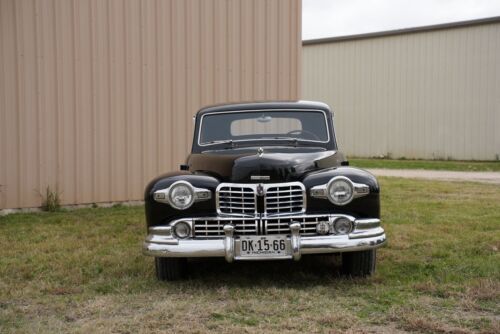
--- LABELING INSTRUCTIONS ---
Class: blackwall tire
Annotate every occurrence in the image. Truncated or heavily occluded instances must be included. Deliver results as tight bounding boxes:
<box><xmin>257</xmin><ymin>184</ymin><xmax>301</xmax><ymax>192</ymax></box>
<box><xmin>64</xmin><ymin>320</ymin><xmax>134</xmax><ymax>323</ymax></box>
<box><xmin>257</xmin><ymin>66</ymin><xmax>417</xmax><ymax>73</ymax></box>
<box><xmin>154</xmin><ymin>257</ymin><xmax>187</xmax><ymax>281</ymax></box>
<box><xmin>342</xmin><ymin>250</ymin><xmax>376</xmax><ymax>277</ymax></box>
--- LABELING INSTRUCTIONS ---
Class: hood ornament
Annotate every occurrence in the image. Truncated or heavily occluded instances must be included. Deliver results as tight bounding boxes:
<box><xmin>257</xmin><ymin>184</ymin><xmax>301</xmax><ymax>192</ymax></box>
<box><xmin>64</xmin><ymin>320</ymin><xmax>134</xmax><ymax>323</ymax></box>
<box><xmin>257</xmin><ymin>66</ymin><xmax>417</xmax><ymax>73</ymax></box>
<box><xmin>257</xmin><ymin>147</ymin><xmax>264</xmax><ymax>157</ymax></box>
<box><xmin>256</xmin><ymin>183</ymin><xmax>265</xmax><ymax>196</ymax></box>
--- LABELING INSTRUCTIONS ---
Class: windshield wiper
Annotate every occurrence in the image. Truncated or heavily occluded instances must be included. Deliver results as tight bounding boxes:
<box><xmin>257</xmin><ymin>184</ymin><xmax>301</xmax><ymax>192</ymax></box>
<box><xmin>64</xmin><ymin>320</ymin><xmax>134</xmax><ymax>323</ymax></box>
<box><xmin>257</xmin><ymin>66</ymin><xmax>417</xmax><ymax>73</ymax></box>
<box><xmin>204</xmin><ymin>137</ymin><xmax>314</xmax><ymax>148</ymax></box>
<box><xmin>272</xmin><ymin>136</ymin><xmax>305</xmax><ymax>141</ymax></box>
<box><xmin>271</xmin><ymin>137</ymin><xmax>311</xmax><ymax>146</ymax></box>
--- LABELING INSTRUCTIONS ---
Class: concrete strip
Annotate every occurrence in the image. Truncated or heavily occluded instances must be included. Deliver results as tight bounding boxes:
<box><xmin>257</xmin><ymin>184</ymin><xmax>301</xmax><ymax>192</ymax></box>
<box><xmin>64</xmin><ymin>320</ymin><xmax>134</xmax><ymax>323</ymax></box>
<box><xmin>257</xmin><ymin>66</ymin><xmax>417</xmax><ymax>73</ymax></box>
<box><xmin>367</xmin><ymin>169</ymin><xmax>500</xmax><ymax>185</ymax></box>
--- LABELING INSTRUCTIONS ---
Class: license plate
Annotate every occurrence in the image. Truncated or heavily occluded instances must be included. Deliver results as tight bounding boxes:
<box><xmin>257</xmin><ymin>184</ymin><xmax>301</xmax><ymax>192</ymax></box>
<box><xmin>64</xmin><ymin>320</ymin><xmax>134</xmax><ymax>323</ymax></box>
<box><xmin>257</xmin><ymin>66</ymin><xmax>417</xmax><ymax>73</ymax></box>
<box><xmin>238</xmin><ymin>235</ymin><xmax>290</xmax><ymax>258</ymax></box>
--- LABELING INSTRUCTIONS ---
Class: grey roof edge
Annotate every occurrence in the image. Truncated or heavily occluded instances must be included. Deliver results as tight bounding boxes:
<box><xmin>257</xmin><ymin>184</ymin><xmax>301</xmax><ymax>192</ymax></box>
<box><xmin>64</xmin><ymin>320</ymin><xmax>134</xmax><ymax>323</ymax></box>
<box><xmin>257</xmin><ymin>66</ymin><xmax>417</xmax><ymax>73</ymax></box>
<box><xmin>303</xmin><ymin>16</ymin><xmax>500</xmax><ymax>45</ymax></box>
<box><xmin>196</xmin><ymin>100</ymin><xmax>332</xmax><ymax>116</ymax></box>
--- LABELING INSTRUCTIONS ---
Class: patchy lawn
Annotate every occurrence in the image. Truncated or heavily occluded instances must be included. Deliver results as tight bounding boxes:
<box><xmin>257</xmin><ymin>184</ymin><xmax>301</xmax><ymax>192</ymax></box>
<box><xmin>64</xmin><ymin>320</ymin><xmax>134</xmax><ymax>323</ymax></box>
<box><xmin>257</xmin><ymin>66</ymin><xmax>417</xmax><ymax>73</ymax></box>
<box><xmin>0</xmin><ymin>178</ymin><xmax>499</xmax><ymax>333</ymax></box>
<box><xmin>349</xmin><ymin>158</ymin><xmax>500</xmax><ymax>172</ymax></box>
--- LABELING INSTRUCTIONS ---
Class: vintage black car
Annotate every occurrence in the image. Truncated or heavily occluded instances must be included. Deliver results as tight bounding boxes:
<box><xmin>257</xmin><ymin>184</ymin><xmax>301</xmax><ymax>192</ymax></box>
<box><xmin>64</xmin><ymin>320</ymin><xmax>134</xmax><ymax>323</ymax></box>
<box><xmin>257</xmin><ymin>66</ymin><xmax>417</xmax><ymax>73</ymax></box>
<box><xmin>143</xmin><ymin>101</ymin><xmax>386</xmax><ymax>280</ymax></box>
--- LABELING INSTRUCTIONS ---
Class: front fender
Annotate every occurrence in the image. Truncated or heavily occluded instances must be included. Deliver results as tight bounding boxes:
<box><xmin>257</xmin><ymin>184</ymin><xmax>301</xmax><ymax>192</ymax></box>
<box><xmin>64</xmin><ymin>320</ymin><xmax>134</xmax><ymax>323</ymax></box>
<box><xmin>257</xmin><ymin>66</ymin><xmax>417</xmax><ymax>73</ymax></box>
<box><xmin>144</xmin><ymin>172</ymin><xmax>220</xmax><ymax>227</ymax></box>
<box><xmin>302</xmin><ymin>167</ymin><xmax>380</xmax><ymax>218</ymax></box>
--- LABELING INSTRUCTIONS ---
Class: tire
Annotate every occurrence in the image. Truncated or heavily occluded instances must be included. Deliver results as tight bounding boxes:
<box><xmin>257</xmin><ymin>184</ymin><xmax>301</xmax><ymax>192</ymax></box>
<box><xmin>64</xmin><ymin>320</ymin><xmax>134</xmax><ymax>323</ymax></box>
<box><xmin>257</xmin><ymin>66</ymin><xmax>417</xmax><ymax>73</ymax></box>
<box><xmin>342</xmin><ymin>250</ymin><xmax>376</xmax><ymax>277</ymax></box>
<box><xmin>154</xmin><ymin>257</ymin><xmax>187</xmax><ymax>281</ymax></box>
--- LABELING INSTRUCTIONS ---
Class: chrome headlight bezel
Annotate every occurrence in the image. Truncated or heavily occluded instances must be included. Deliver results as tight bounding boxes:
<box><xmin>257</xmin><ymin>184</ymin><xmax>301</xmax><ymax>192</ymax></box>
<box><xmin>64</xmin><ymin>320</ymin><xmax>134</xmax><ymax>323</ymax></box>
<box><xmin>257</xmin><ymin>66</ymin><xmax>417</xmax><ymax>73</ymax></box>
<box><xmin>153</xmin><ymin>180</ymin><xmax>212</xmax><ymax>210</ymax></box>
<box><xmin>310</xmin><ymin>176</ymin><xmax>370</xmax><ymax>206</ymax></box>
<box><xmin>326</xmin><ymin>176</ymin><xmax>355</xmax><ymax>206</ymax></box>
<box><xmin>172</xmin><ymin>220</ymin><xmax>192</xmax><ymax>239</ymax></box>
<box><xmin>332</xmin><ymin>216</ymin><xmax>353</xmax><ymax>234</ymax></box>
<box><xmin>168</xmin><ymin>181</ymin><xmax>195</xmax><ymax>210</ymax></box>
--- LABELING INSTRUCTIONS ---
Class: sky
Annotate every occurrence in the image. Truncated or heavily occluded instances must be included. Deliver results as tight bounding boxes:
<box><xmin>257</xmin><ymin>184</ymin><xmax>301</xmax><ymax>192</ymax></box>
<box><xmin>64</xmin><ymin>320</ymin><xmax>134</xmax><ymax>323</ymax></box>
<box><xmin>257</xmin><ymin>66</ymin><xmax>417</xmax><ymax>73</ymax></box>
<box><xmin>302</xmin><ymin>0</ymin><xmax>500</xmax><ymax>40</ymax></box>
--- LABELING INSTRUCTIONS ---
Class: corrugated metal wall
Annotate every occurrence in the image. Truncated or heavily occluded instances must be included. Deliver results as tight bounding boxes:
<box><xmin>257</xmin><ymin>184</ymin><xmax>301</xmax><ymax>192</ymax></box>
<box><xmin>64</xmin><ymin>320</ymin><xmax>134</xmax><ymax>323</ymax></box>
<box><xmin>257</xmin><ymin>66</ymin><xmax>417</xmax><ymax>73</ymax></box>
<box><xmin>303</xmin><ymin>20</ymin><xmax>500</xmax><ymax>161</ymax></box>
<box><xmin>0</xmin><ymin>0</ymin><xmax>302</xmax><ymax>209</ymax></box>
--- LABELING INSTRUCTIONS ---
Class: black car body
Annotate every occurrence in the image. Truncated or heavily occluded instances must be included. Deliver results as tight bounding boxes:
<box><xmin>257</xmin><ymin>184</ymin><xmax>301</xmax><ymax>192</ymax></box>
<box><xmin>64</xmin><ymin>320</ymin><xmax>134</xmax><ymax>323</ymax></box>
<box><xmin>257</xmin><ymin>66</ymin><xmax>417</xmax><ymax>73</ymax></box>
<box><xmin>143</xmin><ymin>101</ymin><xmax>386</xmax><ymax>280</ymax></box>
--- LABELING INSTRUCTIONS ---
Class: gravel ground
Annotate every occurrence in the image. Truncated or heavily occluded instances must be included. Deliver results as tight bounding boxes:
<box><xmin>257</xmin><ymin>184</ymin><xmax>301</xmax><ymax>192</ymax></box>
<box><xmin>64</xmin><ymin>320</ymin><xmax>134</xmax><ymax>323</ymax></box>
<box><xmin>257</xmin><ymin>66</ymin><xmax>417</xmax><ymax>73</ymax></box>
<box><xmin>367</xmin><ymin>168</ymin><xmax>500</xmax><ymax>185</ymax></box>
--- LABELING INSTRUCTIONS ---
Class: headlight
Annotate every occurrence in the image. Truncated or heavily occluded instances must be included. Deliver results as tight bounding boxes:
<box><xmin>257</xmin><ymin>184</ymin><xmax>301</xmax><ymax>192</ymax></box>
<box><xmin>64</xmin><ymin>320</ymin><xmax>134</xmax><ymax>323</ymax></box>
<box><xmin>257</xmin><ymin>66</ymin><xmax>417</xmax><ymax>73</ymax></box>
<box><xmin>173</xmin><ymin>221</ymin><xmax>191</xmax><ymax>238</ymax></box>
<box><xmin>168</xmin><ymin>181</ymin><xmax>194</xmax><ymax>210</ymax></box>
<box><xmin>327</xmin><ymin>176</ymin><xmax>354</xmax><ymax>205</ymax></box>
<box><xmin>333</xmin><ymin>217</ymin><xmax>352</xmax><ymax>234</ymax></box>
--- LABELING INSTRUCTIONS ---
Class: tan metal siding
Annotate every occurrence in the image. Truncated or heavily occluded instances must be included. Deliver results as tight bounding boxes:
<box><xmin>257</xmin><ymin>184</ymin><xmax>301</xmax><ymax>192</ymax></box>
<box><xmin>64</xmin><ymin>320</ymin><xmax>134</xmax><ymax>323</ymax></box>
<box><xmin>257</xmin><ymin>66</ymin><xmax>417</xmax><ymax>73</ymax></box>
<box><xmin>303</xmin><ymin>21</ymin><xmax>500</xmax><ymax>161</ymax></box>
<box><xmin>0</xmin><ymin>0</ymin><xmax>302</xmax><ymax>209</ymax></box>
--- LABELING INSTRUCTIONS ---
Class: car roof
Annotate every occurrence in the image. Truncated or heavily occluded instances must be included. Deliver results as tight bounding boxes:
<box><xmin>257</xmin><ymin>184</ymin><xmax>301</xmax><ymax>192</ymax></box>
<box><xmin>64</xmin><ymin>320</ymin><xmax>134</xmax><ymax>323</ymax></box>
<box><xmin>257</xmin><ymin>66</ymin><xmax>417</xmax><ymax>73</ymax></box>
<box><xmin>195</xmin><ymin>100</ymin><xmax>332</xmax><ymax>117</ymax></box>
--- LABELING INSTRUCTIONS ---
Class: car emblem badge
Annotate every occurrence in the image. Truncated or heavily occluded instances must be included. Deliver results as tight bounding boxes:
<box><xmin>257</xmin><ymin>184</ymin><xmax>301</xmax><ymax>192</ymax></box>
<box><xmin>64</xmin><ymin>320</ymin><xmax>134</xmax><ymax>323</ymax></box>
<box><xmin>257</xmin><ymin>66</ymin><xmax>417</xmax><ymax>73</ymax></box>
<box><xmin>251</xmin><ymin>175</ymin><xmax>270</xmax><ymax>181</ymax></box>
<box><xmin>256</xmin><ymin>183</ymin><xmax>265</xmax><ymax>196</ymax></box>
<box><xmin>257</xmin><ymin>147</ymin><xmax>264</xmax><ymax>157</ymax></box>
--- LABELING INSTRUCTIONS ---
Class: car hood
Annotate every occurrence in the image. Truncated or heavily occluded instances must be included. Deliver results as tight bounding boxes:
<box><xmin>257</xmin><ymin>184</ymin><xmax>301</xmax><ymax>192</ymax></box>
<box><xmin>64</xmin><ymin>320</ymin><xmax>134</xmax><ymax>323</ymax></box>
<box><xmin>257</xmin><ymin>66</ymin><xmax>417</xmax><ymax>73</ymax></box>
<box><xmin>187</xmin><ymin>149</ymin><xmax>343</xmax><ymax>182</ymax></box>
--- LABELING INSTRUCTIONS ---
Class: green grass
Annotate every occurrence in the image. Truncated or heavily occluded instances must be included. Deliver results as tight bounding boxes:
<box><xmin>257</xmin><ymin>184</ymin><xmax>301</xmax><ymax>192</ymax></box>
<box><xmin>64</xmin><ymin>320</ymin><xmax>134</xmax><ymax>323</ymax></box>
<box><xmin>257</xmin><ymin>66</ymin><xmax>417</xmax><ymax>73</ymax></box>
<box><xmin>349</xmin><ymin>158</ymin><xmax>500</xmax><ymax>172</ymax></box>
<box><xmin>1</xmin><ymin>178</ymin><xmax>499</xmax><ymax>333</ymax></box>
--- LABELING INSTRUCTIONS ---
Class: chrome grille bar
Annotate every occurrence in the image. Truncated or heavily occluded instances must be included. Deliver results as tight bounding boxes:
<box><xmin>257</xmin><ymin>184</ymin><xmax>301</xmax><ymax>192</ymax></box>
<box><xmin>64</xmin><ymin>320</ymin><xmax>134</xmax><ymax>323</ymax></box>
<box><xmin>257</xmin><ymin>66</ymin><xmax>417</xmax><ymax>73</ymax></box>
<box><xmin>216</xmin><ymin>182</ymin><xmax>306</xmax><ymax>217</ymax></box>
<box><xmin>216</xmin><ymin>185</ymin><xmax>257</xmax><ymax>216</ymax></box>
<box><xmin>193</xmin><ymin>215</ymin><xmax>327</xmax><ymax>238</ymax></box>
<box><xmin>264</xmin><ymin>183</ymin><xmax>305</xmax><ymax>215</ymax></box>
<box><xmin>194</xmin><ymin>219</ymin><xmax>258</xmax><ymax>238</ymax></box>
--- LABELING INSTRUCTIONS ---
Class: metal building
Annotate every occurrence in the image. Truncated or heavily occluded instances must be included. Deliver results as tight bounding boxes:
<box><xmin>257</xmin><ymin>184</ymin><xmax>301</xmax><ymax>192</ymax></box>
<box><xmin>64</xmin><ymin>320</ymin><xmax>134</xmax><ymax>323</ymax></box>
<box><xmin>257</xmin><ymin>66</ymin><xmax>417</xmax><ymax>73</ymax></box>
<box><xmin>303</xmin><ymin>17</ymin><xmax>500</xmax><ymax>161</ymax></box>
<box><xmin>0</xmin><ymin>0</ymin><xmax>302</xmax><ymax>209</ymax></box>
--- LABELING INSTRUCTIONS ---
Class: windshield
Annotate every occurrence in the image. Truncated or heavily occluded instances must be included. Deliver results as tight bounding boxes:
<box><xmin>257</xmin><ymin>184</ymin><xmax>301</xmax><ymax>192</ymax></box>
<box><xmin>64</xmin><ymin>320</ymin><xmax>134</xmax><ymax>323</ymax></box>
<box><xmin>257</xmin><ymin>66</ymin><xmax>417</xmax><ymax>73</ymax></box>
<box><xmin>199</xmin><ymin>110</ymin><xmax>329</xmax><ymax>145</ymax></box>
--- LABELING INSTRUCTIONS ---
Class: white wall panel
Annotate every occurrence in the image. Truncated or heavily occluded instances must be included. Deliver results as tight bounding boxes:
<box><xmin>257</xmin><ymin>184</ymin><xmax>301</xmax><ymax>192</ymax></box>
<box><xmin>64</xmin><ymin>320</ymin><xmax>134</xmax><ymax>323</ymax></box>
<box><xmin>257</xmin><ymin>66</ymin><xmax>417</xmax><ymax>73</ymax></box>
<box><xmin>0</xmin><ymin>0</ymin><xmax>302</xmax><ymax>209</ymax></box>
<box><xmin>303</xmin><ymin>19</ymin><xmax>500</xmax><ymax>161</ymax></box>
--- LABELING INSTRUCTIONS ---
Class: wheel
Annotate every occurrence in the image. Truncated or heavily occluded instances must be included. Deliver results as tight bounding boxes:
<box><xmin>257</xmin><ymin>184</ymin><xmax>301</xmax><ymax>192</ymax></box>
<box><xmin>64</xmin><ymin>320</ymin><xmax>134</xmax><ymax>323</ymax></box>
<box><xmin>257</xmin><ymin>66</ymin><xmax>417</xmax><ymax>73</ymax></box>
<box><xmin>154</xmin><ymin>257</ymin><xmax>187</xmax><ymax>281</ymax></box>
<box><xmin>342</xmin><ymin>250</ymin><xmax>376</xmax><ymax>277</ymax></box>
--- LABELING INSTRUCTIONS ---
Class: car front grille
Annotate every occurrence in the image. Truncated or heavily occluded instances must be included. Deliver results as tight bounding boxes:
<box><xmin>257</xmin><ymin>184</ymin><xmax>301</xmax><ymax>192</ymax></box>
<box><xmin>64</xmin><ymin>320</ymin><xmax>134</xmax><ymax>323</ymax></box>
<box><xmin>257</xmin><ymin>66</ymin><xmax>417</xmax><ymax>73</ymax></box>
<box><xmin>216</xmin><ymin>182</ymin><xmax>305</xmax><ymax>216</ymax></box>
<box><xmin>217</xmin><ymin>185</ymin><xmax>256</xmax><ymax>216</ymax></box>
<box><xmin>193</xmin><ymin>216</ymin><xmax>326</xmax><ymax>239</ymax></box>
<box><xmin>265</xmin><ymin>184</ymin><xmax>305</xmax><ymax>215</ymax></box>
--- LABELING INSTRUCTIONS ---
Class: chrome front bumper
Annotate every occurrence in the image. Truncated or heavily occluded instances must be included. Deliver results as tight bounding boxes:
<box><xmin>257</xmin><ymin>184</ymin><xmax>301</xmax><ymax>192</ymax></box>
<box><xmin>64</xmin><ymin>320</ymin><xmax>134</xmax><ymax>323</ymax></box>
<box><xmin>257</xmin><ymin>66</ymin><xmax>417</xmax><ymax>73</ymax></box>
<box><xmin>143</xmin><ymin>216</ymin><xmax>386</xmax><ymax>261</ymax></box>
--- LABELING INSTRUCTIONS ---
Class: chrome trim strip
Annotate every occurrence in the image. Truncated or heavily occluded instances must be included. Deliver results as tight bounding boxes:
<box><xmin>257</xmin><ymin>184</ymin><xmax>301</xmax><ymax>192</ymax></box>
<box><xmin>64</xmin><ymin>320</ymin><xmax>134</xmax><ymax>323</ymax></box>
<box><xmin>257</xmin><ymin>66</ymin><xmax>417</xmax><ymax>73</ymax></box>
<box><xmin>354</xmin><ymin>218</ymin><xmax>381</xmax><ymax>230</ymax></box>
<box><xmin>197</xmin><ymin>109</ymin><xmax>331</xmax><ymax>147</ymax></box>
<box><xmin>193</xmin><ymin>214</ymin><xmax>355</xmax><ymax>224</ymax></box>
<box><xmin>348</xmin><ymin>227</ymin><xmax>385</xmax><ymax>239</ymax></box>
<box><xmin>148</xmin><ymin>226</ymin><xmax>173</xmax><ymax>236</ymax></box>
<box><xmin>251</xmin><ymin>175</ymin><xmax>270</xmax><ymax>180</ymax></box>
<box><xmin>144</xmin><ymin>239</ymin><xmax>226</xmax><ymax>258</ymax></box>
<box><xmin>170</xmin><ymin>214</ymin><xmax>360</xmax><ymax>223</ymax></box>
<box><xmin>152</xmin><ymin>216</ymin><xmax>378</xmax><ymax>226</ymax></box>
<box><xmin>145</xmin><ymin>234</ymin><xmax>178</xmax><ymax>245</ymax></box>
<box><xmin>300</xmin><ymin>234</ymin><xmax>386</xmax><ymax>254</ymax></box>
